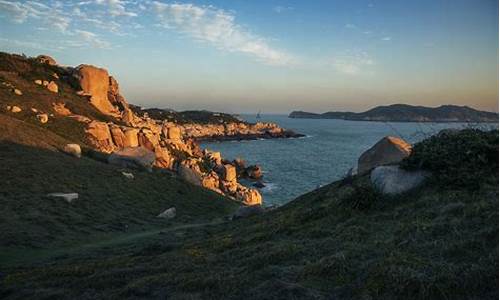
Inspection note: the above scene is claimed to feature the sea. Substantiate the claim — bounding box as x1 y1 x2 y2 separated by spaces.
201 115 498 206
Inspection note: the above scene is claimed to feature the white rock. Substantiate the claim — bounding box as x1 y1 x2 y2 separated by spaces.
157 207 176 219
121 172 134 179
63 144 82 158
370 166 429 195
47 193 79 203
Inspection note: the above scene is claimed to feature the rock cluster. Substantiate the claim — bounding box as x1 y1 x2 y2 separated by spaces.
71 63 262 205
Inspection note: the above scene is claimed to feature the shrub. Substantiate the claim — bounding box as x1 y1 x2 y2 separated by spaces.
401 129 498 190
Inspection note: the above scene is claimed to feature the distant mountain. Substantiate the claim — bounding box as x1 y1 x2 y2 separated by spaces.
289 104 498 123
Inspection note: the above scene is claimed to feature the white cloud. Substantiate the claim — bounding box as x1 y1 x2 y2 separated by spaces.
153 2 293 66
0 1 70 31
330 51 375 75
381 36 392 41
0 0 29 23
95 0 137 17
344 23 357 29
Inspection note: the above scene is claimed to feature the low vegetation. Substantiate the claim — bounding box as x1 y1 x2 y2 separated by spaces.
0 129 497 299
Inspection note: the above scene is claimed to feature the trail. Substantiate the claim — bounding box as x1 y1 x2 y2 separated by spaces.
0 220 225 268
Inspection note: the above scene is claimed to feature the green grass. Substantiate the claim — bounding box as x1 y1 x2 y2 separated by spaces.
0 142 238 265
0 130 498 299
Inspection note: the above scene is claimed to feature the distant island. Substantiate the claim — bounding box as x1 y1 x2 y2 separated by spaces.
289 104 499 123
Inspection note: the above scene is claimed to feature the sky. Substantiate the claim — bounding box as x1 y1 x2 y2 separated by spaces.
0 0 498 113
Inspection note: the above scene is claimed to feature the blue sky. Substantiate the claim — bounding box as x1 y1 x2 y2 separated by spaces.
0 0 498 113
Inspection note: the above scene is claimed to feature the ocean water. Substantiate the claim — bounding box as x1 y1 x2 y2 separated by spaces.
201 115 497 206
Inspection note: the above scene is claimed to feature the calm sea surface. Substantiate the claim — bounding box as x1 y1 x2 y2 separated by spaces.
201 115 497 206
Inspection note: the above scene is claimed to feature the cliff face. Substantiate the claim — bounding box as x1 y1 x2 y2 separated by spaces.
0 52 268 205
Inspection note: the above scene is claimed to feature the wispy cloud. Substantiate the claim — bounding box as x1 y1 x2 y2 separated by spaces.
71 29 111 49
95 0 138 17
381 36 392 41
330 51 375 75
344 23 357 29
153 2 294 66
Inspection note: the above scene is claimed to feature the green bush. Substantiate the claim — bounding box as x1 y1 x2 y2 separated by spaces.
401 129 498 190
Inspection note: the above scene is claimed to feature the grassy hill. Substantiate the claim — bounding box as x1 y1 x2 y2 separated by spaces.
0 129 497 299
0 142 238 265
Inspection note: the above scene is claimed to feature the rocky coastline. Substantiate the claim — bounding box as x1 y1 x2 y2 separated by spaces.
0 53 301 206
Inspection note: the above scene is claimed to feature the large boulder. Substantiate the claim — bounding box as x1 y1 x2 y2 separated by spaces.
74 65 119 116
236 188 263 206
222 164 237 182
86 121 115 152
246 165 263 179
123 128 139 147
167 126 182 140
154 146 174 169
370 166 429 195
108 147 155 171
358 136 412 175
110 126 126 148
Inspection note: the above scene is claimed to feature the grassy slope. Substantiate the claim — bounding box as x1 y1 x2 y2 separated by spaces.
0 142 238 265
1 130 498 299
0 52 118 149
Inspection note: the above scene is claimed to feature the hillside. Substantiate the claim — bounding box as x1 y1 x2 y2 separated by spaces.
1 129 497 299
289 104 499 122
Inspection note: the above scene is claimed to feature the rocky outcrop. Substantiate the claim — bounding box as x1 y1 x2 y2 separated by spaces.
370 166 429 195
181 122 304 141
74 65 120 117
26 55 267 205
358 136 412 175
36 55 57 65
86 121 115 153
